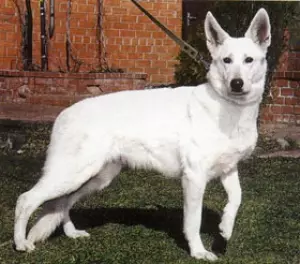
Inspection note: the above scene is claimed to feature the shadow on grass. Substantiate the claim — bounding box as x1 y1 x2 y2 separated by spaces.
61 206 227 255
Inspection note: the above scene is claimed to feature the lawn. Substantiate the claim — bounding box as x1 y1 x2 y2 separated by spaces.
0 123 299 264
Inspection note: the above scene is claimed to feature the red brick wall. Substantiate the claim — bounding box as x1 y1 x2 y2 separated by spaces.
260 28 300 128
260 72 300 127
0 0 20 69
0 0 181 84
0 70 147 121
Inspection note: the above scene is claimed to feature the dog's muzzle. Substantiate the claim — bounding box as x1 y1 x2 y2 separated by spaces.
229 78 249 96
230 78 243 92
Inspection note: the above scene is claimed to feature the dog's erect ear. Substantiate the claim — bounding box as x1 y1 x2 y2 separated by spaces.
245 8 271 52
205 12 230 54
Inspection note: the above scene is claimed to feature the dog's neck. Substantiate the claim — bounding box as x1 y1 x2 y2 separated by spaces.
192 83 261 138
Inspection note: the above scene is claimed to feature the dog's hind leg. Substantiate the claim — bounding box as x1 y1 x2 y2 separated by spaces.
27 162 122 244
14 154 107 252
62 162 122 239
219 168 242 241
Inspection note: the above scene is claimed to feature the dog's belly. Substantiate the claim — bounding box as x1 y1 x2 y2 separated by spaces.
117 139 182 178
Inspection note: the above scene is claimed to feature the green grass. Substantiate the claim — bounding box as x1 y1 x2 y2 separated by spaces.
0 124 300 263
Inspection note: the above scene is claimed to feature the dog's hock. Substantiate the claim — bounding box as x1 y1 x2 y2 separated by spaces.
245 8 271 51
204 11 229 53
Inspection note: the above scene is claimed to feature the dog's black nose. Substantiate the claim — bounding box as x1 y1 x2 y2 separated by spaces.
230 78 244 93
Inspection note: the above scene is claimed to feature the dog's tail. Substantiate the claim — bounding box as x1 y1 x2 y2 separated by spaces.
27 198 66 243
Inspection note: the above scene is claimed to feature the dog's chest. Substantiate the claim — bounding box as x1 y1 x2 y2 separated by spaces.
209 128 257 176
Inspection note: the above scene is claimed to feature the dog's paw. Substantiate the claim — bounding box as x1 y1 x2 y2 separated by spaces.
15 240 35 252
66 229 90 239
219 221 233 241
191 250 218 261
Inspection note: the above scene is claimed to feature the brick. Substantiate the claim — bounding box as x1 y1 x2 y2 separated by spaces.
0 32 6 40
59 2 68 12
289 80 300 88
144 23 158 31
280 88 294 97
141 2 154 11
137 15 151 24
167 3 181 11
105 14 120 22
295 106 300 114
166 74 175 84
285 97 297 105
155 39 163 45
105 0 120 6
273 97 284 104
274 79 289 87
151 74 167 84
105 29 120 37
136 46 152 53
72 35 83 43
160 10 176 17
146 39 155 46
112 7 128 14
127 67 144 73
147 67 160 74
154 46 168 53
270 105 282 114
163 39 175 46
167 60 179 68
122 38 133 45
120 30 135 38
135 60 151 68
121 15 137 23
113 37 122 45
143 53 159 60
138 39 147 46
109 22 129 30
83 36 91 44
1 23 15 32
168 46 180 54
167 18 181 26
152 31 166 39
282 105 294 114
152 60 167 69
260 113 274 122
135 31 152 38
6 32 18 42
128 53 142 60
79 19 96 28
119 59 135 68
153 3 168 11
120 45 136 53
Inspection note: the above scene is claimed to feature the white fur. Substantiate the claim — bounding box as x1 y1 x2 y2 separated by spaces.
14 9 271 261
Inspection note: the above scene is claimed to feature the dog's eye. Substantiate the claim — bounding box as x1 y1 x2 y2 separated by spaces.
245 57 253 63
223 57 232 64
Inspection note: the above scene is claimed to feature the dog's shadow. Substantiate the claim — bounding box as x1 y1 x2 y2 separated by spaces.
58 206 227 255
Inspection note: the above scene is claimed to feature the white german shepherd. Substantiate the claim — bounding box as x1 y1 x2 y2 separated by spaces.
14 9 271 261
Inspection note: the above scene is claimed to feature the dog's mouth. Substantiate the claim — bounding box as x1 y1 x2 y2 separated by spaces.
229 91 250 97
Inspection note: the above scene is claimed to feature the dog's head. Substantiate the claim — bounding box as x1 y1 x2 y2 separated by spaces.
205 8 271 105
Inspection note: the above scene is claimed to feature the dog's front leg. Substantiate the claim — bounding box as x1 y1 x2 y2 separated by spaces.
182 172 218 261
219 167 242 240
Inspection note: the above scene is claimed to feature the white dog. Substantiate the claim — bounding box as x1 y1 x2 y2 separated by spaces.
14 9 271 261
